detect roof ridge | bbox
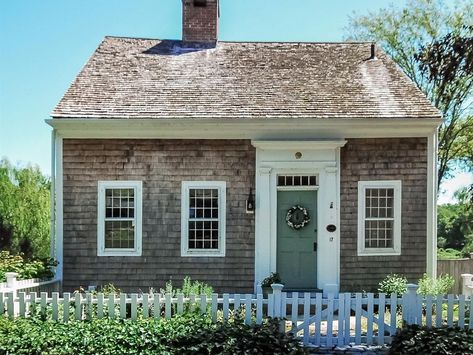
[103,35,374,45]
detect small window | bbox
[358,181,401,256]
[277,175,317,187]
[181,181,226,257]
[97,181,142,256]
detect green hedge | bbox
[0,251,56,282]
[389,324,473,355]
[0,315,306,355]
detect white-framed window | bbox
[357,180,401,256]
[97,181,142,256]
[181,181,226,257]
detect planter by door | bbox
[277,190,317,289]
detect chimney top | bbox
[182,0,219,43]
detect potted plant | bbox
[261,272,282,294]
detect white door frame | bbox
[252,140,346,295]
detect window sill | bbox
[181,250,225,257]
[357,250,401,257]
[98,249,142,257]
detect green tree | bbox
[346,0,473,187]
[0,159,51,259]
[437,187,473,256]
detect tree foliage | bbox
[0,158,51,259]
[437,187,473,257]
[346,0,473,187]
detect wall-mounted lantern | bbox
[246,187,255,214]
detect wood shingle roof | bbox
[52,36,441,119]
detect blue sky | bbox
[0,0,470,202]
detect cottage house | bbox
[47,0,442,295]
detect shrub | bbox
[389,324,473,354]
[160,276,213,298]
[378,274,407,295]
[0,315,306,354]
[437,247,463,260]
[0,250,57,282]
[171,317,306,354]
[417,273,455,296]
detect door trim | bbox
[253,140,346,295]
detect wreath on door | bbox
[286,205,310,230]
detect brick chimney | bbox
[182,0,219,42]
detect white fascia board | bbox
[252,140,347,150]
[45,117,443,139]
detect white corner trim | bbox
[252,140,347,150]
[97,181,143,257]
[357,180,402,256]
[180,181,226,257]
[426,132,438,277]
[54,134,63,281]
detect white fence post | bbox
[5,272,18,290]
[403,284,419,325]
[271,283,285,332]
[5,272,18,316]
[460,274,473,296]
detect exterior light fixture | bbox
[246,187,255,214]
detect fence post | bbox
[403,284,419,325]
[460,274,473,297]
[5,272,18,317]
[271,283,285,332]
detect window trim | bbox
[97,181,143,257]
[181,181,226,257]
[357,180,402,256]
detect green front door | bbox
[277,190,317,289]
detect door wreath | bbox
[286,205,310,230]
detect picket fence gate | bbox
[1,283,473,347]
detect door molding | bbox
[252,140,346,295]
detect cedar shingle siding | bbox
[62,137,428,293]
[339,138,428,292]
[62,139,255,293]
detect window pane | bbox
[277,175,317,187]
[365,220,393,248]
[105,220,134,249]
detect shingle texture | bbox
[53,37,440,119]
[62,139,255,293]
[339,138,427,292]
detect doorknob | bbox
[313,242,317,252]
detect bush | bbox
[160,276,213,298]
[171,317,305,354]
[378,274,408,295]
[437,247,463,260]
[0,315,306,355]
[389,324,473,354]
[0,250,56,282]
[417,273,455,296]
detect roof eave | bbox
[46,116,442,140]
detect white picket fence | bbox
[1,283,472,347]
[0,272,60,295]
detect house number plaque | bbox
[326,224,336,232]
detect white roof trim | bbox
[251,140,347,150]
[46,117,442,139]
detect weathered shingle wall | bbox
[339,138,428,292]
[62,139,255,293]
